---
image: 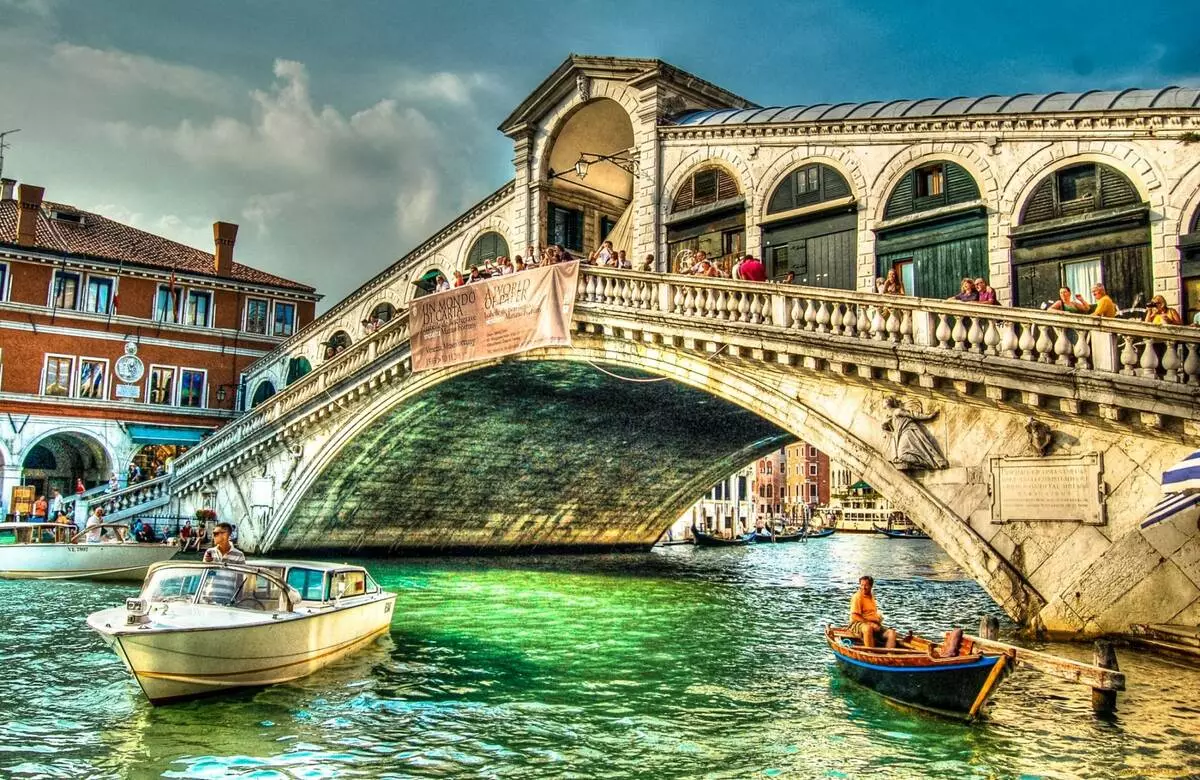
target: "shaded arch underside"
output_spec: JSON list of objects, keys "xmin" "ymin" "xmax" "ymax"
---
[{"xmin": 280, "ymin": 361, "xmax": 793, "ymax": 552}]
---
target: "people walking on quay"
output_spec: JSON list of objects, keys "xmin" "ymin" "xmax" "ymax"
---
[
  {"xmin": 48, "ymin": 489, "xmax": 63, "ymax": 518},
  {"xmin": 850, "ymin": 575, "xmax": 897, "ymax": 649}
]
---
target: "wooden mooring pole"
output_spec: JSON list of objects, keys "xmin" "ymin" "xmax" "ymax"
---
[{"xmin": 1092, "ymin": 640, "xmax": 1119, "ymax": 715}]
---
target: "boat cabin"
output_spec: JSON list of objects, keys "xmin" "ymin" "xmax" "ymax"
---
[
  {"xmin": 0, "ymin": 520, "xmax": 125, "ymax": 544},
  {"xmin": 138, "ymin": 560, "xmax": 383, "ymax": 614}
]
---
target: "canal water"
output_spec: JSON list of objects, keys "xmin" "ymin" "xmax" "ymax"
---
[{"xmin": 2, "ymin": 535, "xmax": 1198, "ymax": 779}]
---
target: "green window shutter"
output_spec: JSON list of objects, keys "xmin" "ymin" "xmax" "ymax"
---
[
  {"xmin": 822, "ymin": 167, "xmax": 851, "ymax": 200},
  {"xmin": 884, "ymin": 172, "xmax": 915, "ymax": 220},
  {"xmin": 945, "ymin": 162, "xmax": 981, "ymax": 205},
  {"xmin": 767, "ymin": 178, "xmax": 793, "ymax": 214},
  {"xmin": 1021, "ymin": 178, "xmax": 1057, "ymax": 224},
  {"xmin": 1098, "ymin": 164, "xmax": 1139, "ymax": 209}
]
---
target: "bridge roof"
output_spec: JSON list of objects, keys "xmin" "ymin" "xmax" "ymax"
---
[{"xmin": 670, "ymin": 87, "xmax": 1200, "ymax": 126}]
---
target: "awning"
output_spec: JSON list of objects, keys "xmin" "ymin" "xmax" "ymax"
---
[
  {"xmin": 1162, "ymin": 450, "xmax": 1200, "ymax": 494},
  {"xmin": 127, "ymin": 424, "xmax": 210, "ymax": 446},
  {"xmin": 1141, "ymin": 492, "xmax": 1200, "ymax": 530}
]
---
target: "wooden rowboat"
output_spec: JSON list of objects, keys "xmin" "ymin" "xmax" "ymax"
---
[
  {"xmin": 691, "ymin": 527, "xmax": 755, "ymax": 547},
  {"xmin": 826, "ymin": 626, "xmax": 1013, "ymax": 719},
  {"xmin": 873, "ymin": 525, "xmax": 930, "ymax": 539}
]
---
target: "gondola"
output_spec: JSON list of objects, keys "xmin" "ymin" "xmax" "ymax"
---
[
  {"xmin": 691, "ymin": 527, "xmax": 756, "ymax": 547},
  {"xmin": 752, "ymin": 527, "xmax": 836, "ymax": 542},
  {"xmin": 873, "ymin": 525, "xmax": 930, "ymax": 539},
  {"xmin": 825, "ymin": 626, "xmax": 1013, "ymax": 719}
]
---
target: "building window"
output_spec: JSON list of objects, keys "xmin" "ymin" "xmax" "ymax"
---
[
  {"xmin": 43, "ymin": 355, "xmax": 73, "ymax": 396},
  {"xmin": 809, "ymin": 484, "xmax": 818, "ymax": 500},
  {"xmin": 244, "ymin": 298, "xmax": 269, "ymax": 334},
  {"xmin": 53, "ymin": 271, "xmax": 80, "ymax": 310},
  {"xmin": 809, "ymin": 463, "xmax": 818, "ymax": 476},
  {"xmin": 83, "ymin": 276, "xmax": 114, "ymax": 315},
  {"xmin": 0, "ymin": 262, "xmax": 8, "ymax": 301},
  {"xmin": 184, "ymin": 290, "xmax": 212, "ymax": 327},
  {"xmin": 179, "ymin": 369, "xmax": 206, "ymax": 408},
  {"xmin": 766, "ymin": 462, "xmax": 773, "ymax": 475},
  {"xmin": 148, "ymin": 366, "xmax": 176, "ymax": 405},
  {"xmin": 547, "ymin": 204, "xmax": 584, "ymax": 253},
  {"xmin": 915, "ymin": 164, "xmax": 944, "ymax": 198},
  {"xmin": 78, "ymin": 358, "xmax": 108, "ymax": 400},
  {"xmin": 808, "ymin": 445, "xmax": 817, "ymax": 458},
  {"xmin": 154, "ymin": 285, "xmax": 177, "ymax": 323},
  {"xmin": 1062, "ymin": 258, "xmax": 1102, "ymax": 301},
  {"xmin": 323, "ymin": 330, "xmax": 352, "ymax": 360},
  {"xmin": 599, "ymin": 215, "xmax": 617, "ymax": 241},
  {"xmin": 273, "ymin": 302, "xmax": 296, "ymax": 337},
  {"xmin": 1056, "ymin": 164, "xmax": 1098, "ymax": 204}
]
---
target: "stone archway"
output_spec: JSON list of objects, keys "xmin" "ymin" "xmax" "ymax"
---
[
  {"xmin": 21, "ymin": 429, "xmax": 114, "ymax": 496},
  {"xmin": 540, "ymin": 98, "xmax": 636, "ymax": 257}
]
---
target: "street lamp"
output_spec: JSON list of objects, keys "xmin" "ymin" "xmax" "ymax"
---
[{"xmin": 550, "ymin": 151, "xmax": 639, "ymax": 181}]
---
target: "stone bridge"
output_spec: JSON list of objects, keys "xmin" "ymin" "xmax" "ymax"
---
[{"xmin": 162, "ymin": 267, "xmax": 1200, "ymax": 636}]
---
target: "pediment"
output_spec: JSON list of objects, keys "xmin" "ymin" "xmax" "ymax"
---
[{"xmin": 498, "ymin": 54, "xmax": 757, "ymax": 136}]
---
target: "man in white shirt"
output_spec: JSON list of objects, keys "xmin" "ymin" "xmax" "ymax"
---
[
  {"xmin": 201, "ymin": 522, "xmax": 246, "ymax": 605},
  {"xmin": 84, "ymin": 508, "xmax": 105, "ymax": 543}
]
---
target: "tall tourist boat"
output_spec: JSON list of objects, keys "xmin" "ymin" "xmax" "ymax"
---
[
  {"xmin": 826, "ymin": 626, "xmax": 1013, "ymax": 719},
  {"xmin": 87, "ymin": 560, "xmax": 397, "ymax": 704},
  {"xmin": 0, "ymin": 522, "xmax": 179, "ymax": 580}
]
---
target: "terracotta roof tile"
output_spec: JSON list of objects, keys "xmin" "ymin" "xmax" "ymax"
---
[{"xmin": 0, "ymin": 198, "xmax": 317, "ymax": 294}]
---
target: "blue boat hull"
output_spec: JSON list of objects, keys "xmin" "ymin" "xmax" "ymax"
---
[{"xmin": 832, "ymin": 652, "xmax": 1001, "ymax": 716}]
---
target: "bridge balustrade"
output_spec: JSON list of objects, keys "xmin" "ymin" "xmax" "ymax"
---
[{"xmin": 579, "ymin": 269, "xmax": 1200, "ymax": 385}]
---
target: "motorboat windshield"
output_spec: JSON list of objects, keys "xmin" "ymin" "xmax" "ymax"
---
[{"xmin": 140, "ymin": 563, "xmax": 293, "ymax": 612}]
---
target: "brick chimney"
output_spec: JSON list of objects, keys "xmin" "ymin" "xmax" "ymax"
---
[
  {"xmin": 0, "ymin": 178, "xmax": 15, "ymax": 200},
  {"xmin": 16, "ymin": 183, "xmax": 44, "ymax": 246},
  {"xmin": 213, "ymin": 221, "xmax": 238, "ymax": 277}
]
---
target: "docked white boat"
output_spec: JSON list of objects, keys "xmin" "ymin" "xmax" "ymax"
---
[
  {"xmin": 87, "ymin": 559, "xmax": 397, "ymax": 704},
  {"xmin": 0, "ymin": 522, "xmax": 179, "ymax": 580}
]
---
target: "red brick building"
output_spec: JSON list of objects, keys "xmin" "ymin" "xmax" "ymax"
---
[
  {"xmin": 784, "ymin": 442, "xmax": 830, "ymax": 515},
  {"xmin": 0, "ymin": 179, "xmax": 318, "ymax": 506}
]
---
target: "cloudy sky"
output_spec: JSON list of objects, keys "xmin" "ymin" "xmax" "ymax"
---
[{"xmin": 1, "ymin": 0, "xmax": 1194, "ymax": 310}]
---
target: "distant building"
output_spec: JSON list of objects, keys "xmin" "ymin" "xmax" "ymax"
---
[
  {"xmin": 783, "ymin": 442, "xmax": 829, "ymax": 516},
  {"xmin": 0, "ymin": 180, "xmax": 319, "ymax": 508},
  {"xmin": 669, "ymin": 462, "xmax": 755, "ymax": 539},
  {"xmin": 825, "ymin": 459, "xmax": 905, "ymax": 532}
]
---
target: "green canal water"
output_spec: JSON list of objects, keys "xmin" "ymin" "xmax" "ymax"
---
[{"xmin": 2, "ymin": 535, "xmax": 1198, "ymax": 779}]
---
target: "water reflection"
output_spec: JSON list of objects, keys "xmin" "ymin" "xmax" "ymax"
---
[{"xmin": 0, "ymin": 535, "xmax": 1197, "ymax": 778}]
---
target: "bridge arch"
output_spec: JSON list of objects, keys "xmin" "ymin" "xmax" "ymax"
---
[
  {"xmin": 21, "ymin": 426, "xmax": 117, "ymax": 492},
  {"xmin": 250, "ymin": 379, "xmax": 277, "ymax": 409},
  {"xmin": 265, "ymin": 340, "xmax": 1038, "ymax": 622}
]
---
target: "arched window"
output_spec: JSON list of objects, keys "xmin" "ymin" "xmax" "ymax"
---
[
  {"xmin": 250, "ymin": 380, "xmax": 276, "ymax": 408},
  {"xmin": 876, "ymin": 161, "xmax": 987, "ymax": 299},
  {"xmin": 412, "ymin": 269, "xmax": 446, "ymax": 297},
  {"xmin": 285, "ymin": 356, "xmax": 312, "ymax": 386},
  {"xmin": 763, "ymin": 163, "xmax": 857, "ymax": 287},
  {"xmin": 467, "ymin": 232, "xmax": 509, "ymax": 268},
  {"xmin": 323, "ymin": 331, "xmax": 352, "ymax": 360},
  {"xmin": 1013, "ymin": 162, "xmax": 1150, "ymax": 309},
  {"xmin": 883, "ymin": 161, "xmax": 980, "ymax": 220},
  {"xmin": 667, "ymin": 166, "xmax": 745, "ymax": 274},
  {"xmin": 671, "ymin": 167, "xmax": 740, "ymax": 214},
  {"xmin": 767, "ymin": 164, "xmax": 852, "ymax": 214}
]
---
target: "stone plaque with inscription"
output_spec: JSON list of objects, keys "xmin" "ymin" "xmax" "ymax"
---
[{"xmin": 990, "ymin": 453, "xmax": 1105, "ymax": 525}]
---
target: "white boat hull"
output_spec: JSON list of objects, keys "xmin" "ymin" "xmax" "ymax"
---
[
  {"xmin": 88, "ymin": 593, "xmax": 397, "ymax": 703},
  {"xmin": 0, "ymin": 543, "xmax": 179, "ymax": 580}
]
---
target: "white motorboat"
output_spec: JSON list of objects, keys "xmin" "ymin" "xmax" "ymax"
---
[
  {"xmin": 87, "ymin": 559, "xmax": 397, "ymax": 704},
  {"xmin": 0, "ymin": 522, "xmax": 179, "ymax": 580}
]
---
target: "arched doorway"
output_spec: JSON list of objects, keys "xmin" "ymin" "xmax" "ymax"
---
[
  {"xmin": 544, "ymin": 98, "xmax": 635, "ymax": 258},
  {"xmin": 1012, "ymin": 161, "xmax": 1149, "ymax": 309},
  {"xmin": 875, "ymin": 161, "xmax": 987, "ymax": 299},
  {"xmin": 21, "ymin": 431, "xmax": 112, "ymax": 497},
  {"xmin": 762, "ymin": 163, "xmax": 857, "ymax": 286}
]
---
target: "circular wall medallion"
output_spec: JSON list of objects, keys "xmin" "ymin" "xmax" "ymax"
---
[{"xmin": 114, "ymin": 354, "xmax": 145, "ymax": 383}]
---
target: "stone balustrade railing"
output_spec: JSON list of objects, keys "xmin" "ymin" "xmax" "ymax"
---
[
  {"xmin": 171, "ymin": 314, "xmax": 412, "ymax": 483},
  {"xmin": 90, "ymin": 475, "xmax": 171, "ymax": 521},
  {"xmin": 578, "ymin": 268, "xmax": 1200, "ymax": 386},
  {"xmin": 61, "ymin": 483, "xmax": 110, "ymax": 516}
]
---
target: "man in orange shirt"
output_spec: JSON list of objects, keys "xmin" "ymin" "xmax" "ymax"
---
[{"xmin": 850, "ymin": 575, "xmax": 897, "ymax": 649}]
